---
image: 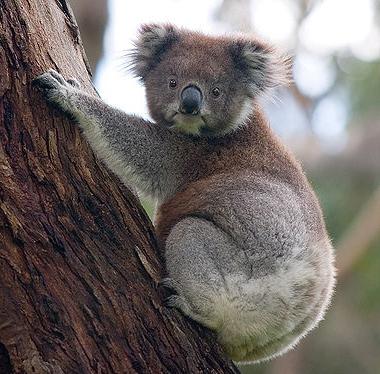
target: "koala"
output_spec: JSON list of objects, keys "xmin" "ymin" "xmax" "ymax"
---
[{"xmin": 33, "ymin": 24, "xmax": 335, "ymax": 363}]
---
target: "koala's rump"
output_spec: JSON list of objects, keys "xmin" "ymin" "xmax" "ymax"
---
[
  {"xmin": 155, "ymin": 170, "xmax": 325, "ymax": 262},
  {"xmin": 159, "ymin": 171, "xmax": 335, "ymax": 362}
]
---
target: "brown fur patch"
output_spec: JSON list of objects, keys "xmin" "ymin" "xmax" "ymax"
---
[{"xmin": 155, "ymin": 109, "xmax": 325, "ymax": 247}]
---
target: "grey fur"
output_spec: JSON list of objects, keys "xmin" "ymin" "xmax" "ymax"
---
[
  {"xmin": 33, "ymin": 69, "xmax": 193, "ymax": 200},
  {"xmin": 33, "ymin": 26, "xmax": 335, "ymax": 364}
]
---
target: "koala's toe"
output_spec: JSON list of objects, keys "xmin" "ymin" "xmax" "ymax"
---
[
  {"xmin": 32, "ymin": 74, "xmax": 57, "ymax": 90},
  {"xmin": 32, "ymin": 70, "xmax": 68, "ymax": 91},
  {"xmin": 159, "ymin": 277, "xmax": 181, "ymax": 291},
  {"xmin": 164, "ymin": 294, "xmax": 182, "ymax": 308},
  {"xmin": 67, "ymin": 78, "xmax": 81, "ymax": 89},
  {"xmin": 46, "ymin": 69, "xmax": 67, "ymax": 85}
]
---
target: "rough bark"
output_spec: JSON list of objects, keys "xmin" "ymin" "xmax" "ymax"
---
[{"xmin": 0, "ymin": 1, "xmax": 239, "ymax": 373}]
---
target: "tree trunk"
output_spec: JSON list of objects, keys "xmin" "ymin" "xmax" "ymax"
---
[{"xmin": 0, "ymin": 1, "xmax": 239, "ymax": 373}]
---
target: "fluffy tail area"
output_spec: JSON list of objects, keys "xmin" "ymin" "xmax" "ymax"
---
[{"xmin": 203, "ymin": 252, "xmax": 335, "ymax": 363}]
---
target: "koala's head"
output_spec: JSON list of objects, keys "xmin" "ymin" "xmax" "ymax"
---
[{"xmin": 130, "ymin": 24, "xmax": 291, "ymax": 137}]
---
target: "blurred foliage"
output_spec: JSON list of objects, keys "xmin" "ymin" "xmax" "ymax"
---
[
  {"xmin": 141, "ymin": 198, "xmax": 155, "ymax": 219},
  {"xmin": 342, "ymin": 59, "xmax": 380, "ymax": 120},
  {"xmin": 352, "ymin": 240, "xmax": 380, "ymax": 314},
  {"xmin": 311, "ymin": 172, "xmax": 378, "ymax": 241}
]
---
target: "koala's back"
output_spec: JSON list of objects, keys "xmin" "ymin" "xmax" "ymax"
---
[
  {"xmin": 156, "ymin": 167, "xmax": 331, "ymax": 285},
  {"xmin": 156, "ymin": 169, "xmax": 325, "ymax": 252}
]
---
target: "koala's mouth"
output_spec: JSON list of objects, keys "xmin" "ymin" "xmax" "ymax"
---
[{"xmin": 169, "ymin": 112, "xmax": 207, "ymax": 136}]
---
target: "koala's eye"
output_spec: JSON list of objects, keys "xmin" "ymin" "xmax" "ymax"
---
[
  {"xmin": 212, "ymin": 87, "xmax": 221, "ymax": 97},
  {"xmin": 169, "ymin": 79, "xmax": 177, "ymax": 88}
]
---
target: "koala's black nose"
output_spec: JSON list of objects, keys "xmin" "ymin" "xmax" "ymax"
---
[{"xmin": 180, "ymin": 85, "xmax": 202, "ymax": 115}]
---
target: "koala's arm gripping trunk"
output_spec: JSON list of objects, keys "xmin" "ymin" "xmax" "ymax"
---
[
  {"xmin": 58, "ymin": 86, "xmax": 189, "ymax": 199},
  {"xmin": 0, "ymin": 1, "xmax": 238, "ymax": 373}
]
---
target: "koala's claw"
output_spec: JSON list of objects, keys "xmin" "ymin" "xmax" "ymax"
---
[
  {"xmin": 164, "ymin": 295, "xmax": 182, "ymax": 308},
  {"xmin": 47, "ymin": 69, "xmax": 67, "ymax": 85},
  {"xmin": 32, "ymin": 74, "xmax": 57, "ymax": 90},
  {"xmin": 160, "ymin": 277, "xmax": 181, "ymax": 291},
  {"xmin": 67, "ymin": 78, "xmax": 81, "ymax": 89}
]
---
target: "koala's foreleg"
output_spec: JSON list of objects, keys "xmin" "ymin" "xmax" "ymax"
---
[{"xmin": 33, "ymin": 70, "xmax": 187, "ymax": 199}]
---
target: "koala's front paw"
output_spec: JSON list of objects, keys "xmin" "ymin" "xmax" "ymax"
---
[{"xmin": 32, "ymin": 69, "xmax": 81, "ymax": 114}]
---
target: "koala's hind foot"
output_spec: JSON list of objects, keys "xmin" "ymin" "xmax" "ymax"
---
[{"xmin": 161, "ymin": 278, "xmax": 208, "ymax": 324}]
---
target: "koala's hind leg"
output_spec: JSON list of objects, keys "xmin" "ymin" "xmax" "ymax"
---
[
  {"xmin": 164, "ymin": 217, "xmax": 248, "ymax": 329},
  {"xmin": 164, "ymin": 216, "xmax": 334, "ymax": 363}
]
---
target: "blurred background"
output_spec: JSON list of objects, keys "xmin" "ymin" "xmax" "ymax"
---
[{"xmin": 69, "ymin": 0, "xmax": 380, "ymax": 372}]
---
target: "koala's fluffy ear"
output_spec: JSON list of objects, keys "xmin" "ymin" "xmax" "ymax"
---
[
  {"xmin": 129, "ymin": 23, "xmax": 179, "ymax": 81},
  {"xmin": 230, "ymin": 39, "xmax": 292, "ymax": 96}
]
